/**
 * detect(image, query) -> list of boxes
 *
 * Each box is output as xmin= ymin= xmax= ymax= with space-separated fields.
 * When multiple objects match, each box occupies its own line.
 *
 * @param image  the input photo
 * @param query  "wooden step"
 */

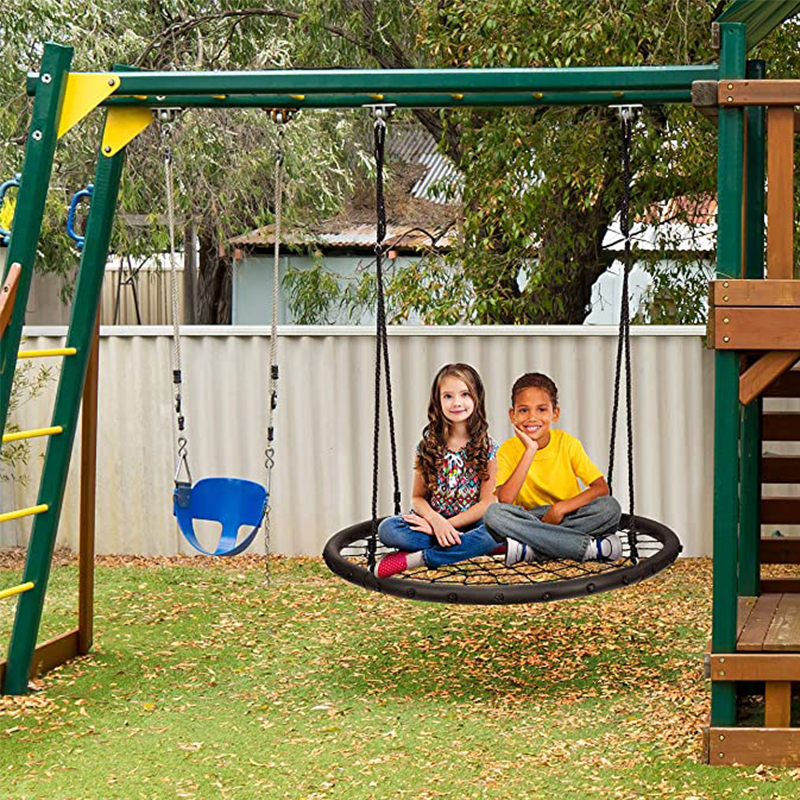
xmin=762 ymin=536 xmax=800 ymax=562
xmin=762 ymin=455 xmax=800 ymax=482
xmin=764 ymin=369 xmax=800 ymax=398
xmin=761 ymin=498 xmax=800 ymax=525
xmin=737 ymin=594 xmax=800 ymax=652
xmin=763 ymin=413 xmax=800 ymax=441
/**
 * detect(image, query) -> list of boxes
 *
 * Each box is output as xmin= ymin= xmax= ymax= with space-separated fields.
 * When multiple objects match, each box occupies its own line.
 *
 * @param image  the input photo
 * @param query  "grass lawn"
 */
xmin=0 ymin=552 xmax=798 ymax=799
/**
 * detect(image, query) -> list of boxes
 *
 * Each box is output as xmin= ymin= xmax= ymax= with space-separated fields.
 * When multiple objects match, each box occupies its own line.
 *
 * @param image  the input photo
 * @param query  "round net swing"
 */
xmin=324 ymin=107 xmax=682 ymax=605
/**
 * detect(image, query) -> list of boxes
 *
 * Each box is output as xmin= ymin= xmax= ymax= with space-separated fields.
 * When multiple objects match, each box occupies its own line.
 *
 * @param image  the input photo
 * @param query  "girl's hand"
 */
xmin=513 ymin=424 xmax=539 ymax=454
xmin=432 ymin=517 xmax=461 ymax=547
xmin=541 ymin=502 xmax=566 ymax=525
xmin=404 ymin=512 xmax=433 ymax=534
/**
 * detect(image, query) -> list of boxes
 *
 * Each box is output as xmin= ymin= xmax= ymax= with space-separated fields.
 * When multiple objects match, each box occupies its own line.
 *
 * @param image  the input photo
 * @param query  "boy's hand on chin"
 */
xmin=513 ymin=424 xmax=539 ymax=453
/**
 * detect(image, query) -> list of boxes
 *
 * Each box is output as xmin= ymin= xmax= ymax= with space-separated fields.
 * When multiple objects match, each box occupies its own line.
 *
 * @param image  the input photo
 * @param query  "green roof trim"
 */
xmin=717 ymin=0 xmax=800 ymax=50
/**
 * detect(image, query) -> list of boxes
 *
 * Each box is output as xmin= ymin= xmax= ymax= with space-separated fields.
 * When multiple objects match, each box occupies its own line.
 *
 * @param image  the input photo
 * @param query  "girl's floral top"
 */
xmin=417 ymin=437 xmax=498 ymax=518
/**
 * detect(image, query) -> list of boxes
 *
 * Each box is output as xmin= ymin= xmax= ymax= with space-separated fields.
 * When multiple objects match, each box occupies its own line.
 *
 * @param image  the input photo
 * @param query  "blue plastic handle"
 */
xmin=66 ymin=184 xmax=94 ymax=250
xmin=0 ymin=173 xmax=21 ymax=246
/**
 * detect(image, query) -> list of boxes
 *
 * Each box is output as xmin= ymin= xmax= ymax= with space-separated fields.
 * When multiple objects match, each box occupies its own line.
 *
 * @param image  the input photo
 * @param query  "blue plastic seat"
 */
xmin=173 ymin=477 xmax=267 ymax=557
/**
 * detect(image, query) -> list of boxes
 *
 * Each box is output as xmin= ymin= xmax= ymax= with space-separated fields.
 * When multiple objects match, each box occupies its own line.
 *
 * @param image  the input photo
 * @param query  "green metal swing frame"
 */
xmin=0 ymin=4 xmax=795 ymax=735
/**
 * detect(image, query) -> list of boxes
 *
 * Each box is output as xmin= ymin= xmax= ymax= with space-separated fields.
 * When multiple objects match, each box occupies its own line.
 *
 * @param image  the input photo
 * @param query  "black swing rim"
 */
xmin=323 ymin=513 xmax=682 ymax=606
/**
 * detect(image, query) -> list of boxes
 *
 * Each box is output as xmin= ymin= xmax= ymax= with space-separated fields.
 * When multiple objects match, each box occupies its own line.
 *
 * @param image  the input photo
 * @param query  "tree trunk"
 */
xmin=196 ymin=229 xmax=232 ymax=324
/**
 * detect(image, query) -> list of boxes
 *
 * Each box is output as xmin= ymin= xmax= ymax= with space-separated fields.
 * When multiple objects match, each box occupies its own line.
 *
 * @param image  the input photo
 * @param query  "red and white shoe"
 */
xmin=372 ymin=552 xmax=410 ymax=578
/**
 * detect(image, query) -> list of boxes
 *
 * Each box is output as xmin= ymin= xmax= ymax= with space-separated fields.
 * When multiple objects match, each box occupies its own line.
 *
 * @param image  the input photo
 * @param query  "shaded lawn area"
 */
xmin=0 ymin=553 xmax=798 ymax=799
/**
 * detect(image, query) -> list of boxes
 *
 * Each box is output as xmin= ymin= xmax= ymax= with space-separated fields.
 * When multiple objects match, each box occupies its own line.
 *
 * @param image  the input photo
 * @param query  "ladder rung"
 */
xmin=3 ymin=425 xmax=63 ymax=444
xmin=0 ymin=581 xmax=34 ymax=601
xmin=17 ymin=348 xmax=77 ymax=359
xmin=0 ymin=504 xmax=48 ymax=523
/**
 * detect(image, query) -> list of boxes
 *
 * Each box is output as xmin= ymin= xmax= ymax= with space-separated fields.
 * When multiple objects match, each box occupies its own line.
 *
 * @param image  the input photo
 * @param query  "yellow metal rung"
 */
xmin=0 ymin=504 xmax=48 ymax=523
xmin=17 ymin=347 xmax=77 ymax=359
xmin=3 ymin=426 xmax=63 ymax=444
xmin=0 ymin=581 xmax=34 ymax=601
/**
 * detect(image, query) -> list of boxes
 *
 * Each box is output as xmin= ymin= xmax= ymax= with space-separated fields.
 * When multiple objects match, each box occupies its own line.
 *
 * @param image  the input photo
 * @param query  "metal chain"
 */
xmin=607 ymin=108 xmax=638 ymax=562
xmin=159 ymin=112 xmax=191 ymax=485
xmin=263 ymin=111 xmax=287 ymax=585
xmin=369 ymin=107 xmax=402 ymax=570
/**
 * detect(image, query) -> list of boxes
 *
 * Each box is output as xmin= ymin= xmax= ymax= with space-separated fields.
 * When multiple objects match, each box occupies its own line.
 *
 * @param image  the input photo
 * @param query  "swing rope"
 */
xmin=368 ymin=108 xmax=402 ymax=570
xmin=607 ymin=108 xmax=638 ymax=562
xmin=263 ymin=110 xmax=287 ymax=582
xmin=160 ymin=111 xmax=191 ymax=487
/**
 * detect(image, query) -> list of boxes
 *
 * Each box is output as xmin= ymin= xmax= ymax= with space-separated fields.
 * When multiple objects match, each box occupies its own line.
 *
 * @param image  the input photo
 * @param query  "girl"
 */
xmin=373 ymin=363 xmax=500 ymax=578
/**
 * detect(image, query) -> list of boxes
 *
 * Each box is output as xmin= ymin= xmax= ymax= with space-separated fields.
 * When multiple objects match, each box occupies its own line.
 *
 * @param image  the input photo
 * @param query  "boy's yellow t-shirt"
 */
xmin=496 ymin=429 xmax=603 ymax=509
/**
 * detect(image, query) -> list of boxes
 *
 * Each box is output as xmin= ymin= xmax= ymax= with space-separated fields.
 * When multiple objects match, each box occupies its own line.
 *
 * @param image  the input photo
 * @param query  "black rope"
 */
xmin=369 ymin=113 xmax=402 ymax=569
xmin=607 ymin=110 xmax=638 ymax=562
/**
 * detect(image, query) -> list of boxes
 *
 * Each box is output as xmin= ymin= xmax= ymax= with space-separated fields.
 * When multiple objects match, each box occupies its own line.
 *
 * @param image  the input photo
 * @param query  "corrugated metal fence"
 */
xmin=0 ymin=326 xmax=714 ymax=557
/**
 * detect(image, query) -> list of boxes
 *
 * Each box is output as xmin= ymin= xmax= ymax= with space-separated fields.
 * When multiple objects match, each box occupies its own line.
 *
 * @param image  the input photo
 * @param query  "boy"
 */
xmin=484 ymin=373 xmax=622 ymax=565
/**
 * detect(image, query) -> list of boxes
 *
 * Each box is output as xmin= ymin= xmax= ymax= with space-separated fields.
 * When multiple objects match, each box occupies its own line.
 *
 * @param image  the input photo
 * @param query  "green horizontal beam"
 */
xmin=28 ymin=64 xmax=718 ymax=98
xmin=100 ymin=89 xmax=692 ymax=110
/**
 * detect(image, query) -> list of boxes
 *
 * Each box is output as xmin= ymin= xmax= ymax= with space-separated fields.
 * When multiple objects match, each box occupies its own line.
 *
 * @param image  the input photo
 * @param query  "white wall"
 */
xmin=0 ymin=325 xmax=713 ymax=557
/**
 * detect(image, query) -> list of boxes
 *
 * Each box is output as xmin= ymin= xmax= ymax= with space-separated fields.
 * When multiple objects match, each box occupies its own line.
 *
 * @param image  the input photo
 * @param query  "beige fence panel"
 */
xmin=0 ymin=326 xmax=713 ymax=557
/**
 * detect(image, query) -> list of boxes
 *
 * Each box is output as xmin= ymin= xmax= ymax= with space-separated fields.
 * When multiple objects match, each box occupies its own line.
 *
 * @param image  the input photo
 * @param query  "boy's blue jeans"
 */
xmin=484 ymin=496 xmax=622 ymax=561
xmin=378 ymin=514 xmax=498 ymax=569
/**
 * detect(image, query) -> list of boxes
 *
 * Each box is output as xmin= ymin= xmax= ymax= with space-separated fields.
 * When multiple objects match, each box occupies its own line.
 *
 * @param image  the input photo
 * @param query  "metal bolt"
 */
xmin=108 ymin=78 xmax=116 ymax=86
xmin=723 ymin=336 xmax=730 ymax=343
xmin=727 ymin=83 xmax=734 ymax=90
xmin=727 ymin=96 xmax=734 ymax=103
xmin=719 ymin=734 xmax=725 ymax=740
xmin=723 ymin=281 xmax=729 ymax=288
xmin=723 ymin=317 xmax=730 ymax=324
xmin=719 ymin=657 xmax=725 ymax=663
xmin=719 ymin=670 xmax=726 ymax=677
xmin=32 ymin=130 xmax=42 ymax=141
xmin=723 ymin=295 xmax=729 ymax=302
xmin=41 ymin=73 xmax=52 ymax=84
xmin=103 ymin=145 xmax=112 ymax=154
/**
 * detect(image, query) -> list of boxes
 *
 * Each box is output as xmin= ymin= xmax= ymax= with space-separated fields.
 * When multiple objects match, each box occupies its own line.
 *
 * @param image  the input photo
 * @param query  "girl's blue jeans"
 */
xmin=378 ymin=514 xmax=498 ymax=569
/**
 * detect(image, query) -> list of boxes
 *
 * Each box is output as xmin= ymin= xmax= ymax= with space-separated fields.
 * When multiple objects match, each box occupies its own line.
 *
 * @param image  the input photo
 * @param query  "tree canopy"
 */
xmin=2 ymin=1 xmax=800 ymax=324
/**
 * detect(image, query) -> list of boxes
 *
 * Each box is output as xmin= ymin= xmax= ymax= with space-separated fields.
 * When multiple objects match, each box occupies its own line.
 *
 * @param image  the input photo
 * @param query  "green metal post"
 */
xmin=0 ymin=44 xmax=73 ymax=440
xmin=738 ymin=59 xmax=766 ymax=599
xmin=3 ymin=121 xmax=125 ymax=694
xmin=711 ymin=22 xmax=746 ymax=728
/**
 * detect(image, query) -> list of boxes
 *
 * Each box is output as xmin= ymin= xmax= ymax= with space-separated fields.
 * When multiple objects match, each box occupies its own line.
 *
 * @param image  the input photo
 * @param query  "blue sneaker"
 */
xmin=594 ymin=533 xmax=623 ymax=562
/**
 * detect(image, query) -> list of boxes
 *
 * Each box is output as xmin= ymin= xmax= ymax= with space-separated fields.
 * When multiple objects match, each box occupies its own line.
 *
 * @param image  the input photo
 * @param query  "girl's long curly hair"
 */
xmin=416 ymin=363 xmax=491 ymax=493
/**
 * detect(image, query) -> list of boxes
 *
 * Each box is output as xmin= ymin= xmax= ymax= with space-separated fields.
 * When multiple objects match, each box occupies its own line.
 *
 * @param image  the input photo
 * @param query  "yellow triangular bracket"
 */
xmin=101 ymin=107 xmax=154 ymax=157
xmin=57 ymin=73 xmax=121 ymax=139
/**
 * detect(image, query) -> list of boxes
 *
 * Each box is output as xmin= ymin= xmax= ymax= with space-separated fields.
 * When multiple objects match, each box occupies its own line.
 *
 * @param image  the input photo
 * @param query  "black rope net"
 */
xmin=324 ymin=515 xmax=681 ymax=605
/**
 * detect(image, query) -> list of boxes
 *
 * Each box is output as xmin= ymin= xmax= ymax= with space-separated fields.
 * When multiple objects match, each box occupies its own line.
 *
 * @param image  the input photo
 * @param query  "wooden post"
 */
xmin=77 ymin=304 xmax=100 ymax=653
xmin=767 ymin=107 xmax=795 ymax=280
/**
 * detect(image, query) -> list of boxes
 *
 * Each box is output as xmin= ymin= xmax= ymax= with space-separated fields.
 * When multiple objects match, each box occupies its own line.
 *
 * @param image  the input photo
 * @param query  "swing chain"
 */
xmin=158 ymin=111 xmax=190 ymax=487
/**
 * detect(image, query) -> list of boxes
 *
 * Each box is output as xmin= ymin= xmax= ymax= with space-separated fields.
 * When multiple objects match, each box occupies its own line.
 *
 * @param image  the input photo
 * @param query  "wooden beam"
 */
xmin=766 ymin=682 xmax=793 ymax=728
xmin=711 ymin=279 xmax=800 ymax=306
xmin=761 ymin=535 xmax=800 ymax=565
xmin=0 ymin=628 xmax=79 ymax=688
xmin=0 ymin=263 xmax=22 ymax=339
xmin=762 ymin=577 xmax=800 ymax=593
xmin=713 ymin=308 xmax=800 ymax=350
xmin=740 ymin=352 xmax=800 ymax=405
xmin=709 ymin=728 xmax=800 ymax=766
xmin=710 ymin=653 xmax=800 ymax=681
xmin=738 ymin=594 xmax=781 ymax=651
xmin=767 ymin=107 xmax=795 ymax=279
xmin=764 ymin=369 xmax=800 ymax=397
xmin=720 ymin=80 xmax=800 ymax=106
xmin=762 ymin=455 xmax=800 ymax=483
xmin=762 ymin=499 xmax=800 ymax=525
xmin=763 ymin=412 xmax=800 ymax=440
xmin=78 ymin=312 xmax=99 ymax=655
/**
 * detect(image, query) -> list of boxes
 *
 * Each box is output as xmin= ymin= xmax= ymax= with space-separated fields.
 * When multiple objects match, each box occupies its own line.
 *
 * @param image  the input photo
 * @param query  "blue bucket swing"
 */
xmin=162 ymin=107 xmax=283 ymax=557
